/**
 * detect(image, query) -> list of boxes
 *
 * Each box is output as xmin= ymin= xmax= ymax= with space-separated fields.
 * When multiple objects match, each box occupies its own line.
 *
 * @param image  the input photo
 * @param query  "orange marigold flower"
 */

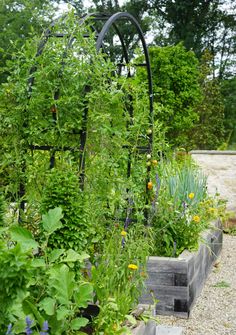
xmin=188 ymin=192 xmax=195 ymax=200
xmin=147 ymin=181 xmax=153 ymax=190
xmin=193 ymin=215 xmax=200 ymax=223
xmin=128 ymin=264 xmax=138 ymax=270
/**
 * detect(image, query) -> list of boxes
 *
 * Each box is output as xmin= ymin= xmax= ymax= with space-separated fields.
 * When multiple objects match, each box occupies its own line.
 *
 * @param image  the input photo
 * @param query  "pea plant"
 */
xmin=0 ymin=11 xmax=154 ymax=230
xmin=0 ymin=10 xmax=157 ymax=334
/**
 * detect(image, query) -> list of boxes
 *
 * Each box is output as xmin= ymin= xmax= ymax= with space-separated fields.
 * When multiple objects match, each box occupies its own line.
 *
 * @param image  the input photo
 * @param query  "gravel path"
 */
xmin=191 ymin=152 xmax=236 ymax=213
xmin=157 ymin=233 xmax=236 ymax=335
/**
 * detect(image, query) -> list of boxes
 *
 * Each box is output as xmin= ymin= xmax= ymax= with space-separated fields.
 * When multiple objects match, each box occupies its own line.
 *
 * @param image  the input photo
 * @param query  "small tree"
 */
xmin=142 ymin=43 xmax=202 ymax=148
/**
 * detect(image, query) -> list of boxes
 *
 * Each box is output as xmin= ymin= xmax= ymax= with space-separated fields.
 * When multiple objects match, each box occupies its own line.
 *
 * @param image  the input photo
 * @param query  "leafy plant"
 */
xmin=0 ymin=207 xmax=93 ymax=335
xmin=150 ymin=157 xmax=222 ymax=256
xmin=189 ymin=50 xmax=225 ymax=150
xmin=40 ymin=168 xmax=91 ymax=252
xmin=137 ymin=43 xmax=202 ymax=148
xmin=91 ymin=224 xmax=151 ymax=334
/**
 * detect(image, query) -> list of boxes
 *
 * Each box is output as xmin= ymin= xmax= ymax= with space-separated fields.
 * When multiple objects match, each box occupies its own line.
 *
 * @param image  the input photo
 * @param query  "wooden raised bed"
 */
xmin=140 ymin=220 xmax=223 ymax=318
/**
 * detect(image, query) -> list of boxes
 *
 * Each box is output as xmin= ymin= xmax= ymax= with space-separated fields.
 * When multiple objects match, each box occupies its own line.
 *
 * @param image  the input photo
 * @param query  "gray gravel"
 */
xmin=191 ymin=152 xmax=236 ymax=213
xmin=156 ymin=234 xmax=236 ymax=335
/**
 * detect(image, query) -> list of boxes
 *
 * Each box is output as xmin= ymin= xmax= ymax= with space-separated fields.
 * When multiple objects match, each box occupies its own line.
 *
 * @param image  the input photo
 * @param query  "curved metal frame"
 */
xmin=19 ymin=12 xmax=154 ymax=223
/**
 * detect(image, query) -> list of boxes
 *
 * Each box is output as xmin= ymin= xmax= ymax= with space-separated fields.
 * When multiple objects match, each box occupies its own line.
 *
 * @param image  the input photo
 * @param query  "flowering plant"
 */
xmin=6 ymin=318 xmax=49 ymax=335
xmin=150 ymin=157 xmax=225 ymax=256
xmin=91 ymin=223 xmax=151 ymax=334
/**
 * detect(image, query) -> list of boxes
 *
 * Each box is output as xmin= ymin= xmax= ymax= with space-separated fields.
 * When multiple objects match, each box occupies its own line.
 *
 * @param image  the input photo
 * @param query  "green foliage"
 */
xmin=151 ymin=0 xmax=220 ymax=57
xmin=90 ymin=0 xmax=151 ymax=58
xmin=138 ymin=44 xmax=202 ymax=148
xmin=0 ymin=207 xmax=93 ymax=334
xmin=221 ymin=76 xmax=236 ymax=146
xmin=0 ymin=9 xmax=151 ymax=206
xmin=0 ymin=0 xmax=57 ymax=84
xmin=0 ymin=242 xmax=32 ymax=326
xmin=212 ymin=280 xmax=230 ymax=288
xmin=151 ymin=157 xmax=223 ymax=256
xmin=40 ymin=168 xmax=90 ymax=252
xmin=189 ymin=50 xmax=225 ymax=150
xmin=91 ymin=224 xmax=152 ymax=334
xmin=0 ymin=193 xmax=5 ymax=225
xmin=0 ymin=9 xmax=154 ymax=244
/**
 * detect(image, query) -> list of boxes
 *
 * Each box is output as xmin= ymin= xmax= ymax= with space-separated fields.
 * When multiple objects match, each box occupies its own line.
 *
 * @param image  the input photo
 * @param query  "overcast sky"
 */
xmin=58 ymin=0 xmax=126 ymax=12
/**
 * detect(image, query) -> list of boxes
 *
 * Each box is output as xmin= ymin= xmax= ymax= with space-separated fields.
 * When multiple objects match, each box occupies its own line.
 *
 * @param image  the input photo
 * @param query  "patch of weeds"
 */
xmin=224 ymin=227 xmax=236 ymax=236
xmin=212 ymin=280 xmax=230 ymax=288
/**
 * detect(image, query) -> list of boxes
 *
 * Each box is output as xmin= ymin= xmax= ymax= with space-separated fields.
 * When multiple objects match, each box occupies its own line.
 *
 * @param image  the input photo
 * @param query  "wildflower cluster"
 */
xmin=150 ymin=159 xmax=224 ymax=257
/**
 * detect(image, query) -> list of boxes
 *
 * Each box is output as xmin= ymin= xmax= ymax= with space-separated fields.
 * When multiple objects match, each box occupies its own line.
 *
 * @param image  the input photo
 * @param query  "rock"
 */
xmin=156 ymin=325 xmax=184 ymax=335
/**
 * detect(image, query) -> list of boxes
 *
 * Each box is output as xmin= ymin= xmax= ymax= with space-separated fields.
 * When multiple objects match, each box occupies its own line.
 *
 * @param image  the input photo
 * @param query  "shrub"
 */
xmin=137 ymin=43 xmax=202 ymax=148
xmin=40 ymin=168 xmax=90 ymax=252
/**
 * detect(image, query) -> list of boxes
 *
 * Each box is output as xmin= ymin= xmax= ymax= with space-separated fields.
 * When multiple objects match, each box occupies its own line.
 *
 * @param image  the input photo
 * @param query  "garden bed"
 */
xmin=140 ymin=219 xmax=223 ymax=318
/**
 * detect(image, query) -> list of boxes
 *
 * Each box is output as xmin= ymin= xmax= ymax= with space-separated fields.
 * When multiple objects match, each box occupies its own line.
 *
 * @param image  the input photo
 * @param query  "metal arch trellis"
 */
xmin=19 ymin=11 xmax=154 ymax=224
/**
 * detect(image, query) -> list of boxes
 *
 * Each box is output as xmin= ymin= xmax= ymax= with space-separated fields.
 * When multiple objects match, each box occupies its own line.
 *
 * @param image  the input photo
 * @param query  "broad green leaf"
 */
xmin=74 ymin=283 xmax=93 ymax=308
xmin=42 ymin=207 xmax=63 ymax=234
xmin=39 ymin=297 xmax=56 ymax=316
xmin=22 ymin=300 xmax=44 ymax=327
xmin=48 ymin=264 xmax=75 ymax=305
xmin=10 ymin=225 xmax=33 ymax=240
xmin=70 ymin=317 xmax=89 ymax=330
xmin=62 ymin=249 xmax=90 ymax=263
xmin=12 ymin=319 xmax=28 ymax=334
xmin=56 ymin=306 xmax=69 ymax=321
xmin=10 ymin=225 xmax=38 ymax=250
xmin=48 ymin=249 xmax=65 ymax=263
xmin=31 ymin=258 xmax=46 ymax=267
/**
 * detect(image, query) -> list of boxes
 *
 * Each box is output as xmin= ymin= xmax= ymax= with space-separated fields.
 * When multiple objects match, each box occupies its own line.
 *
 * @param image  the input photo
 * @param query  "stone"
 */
xmin=156 ymin=325 xmax=184 ymax=335
xmin=131 ymin=321 xmax=156 ymax=335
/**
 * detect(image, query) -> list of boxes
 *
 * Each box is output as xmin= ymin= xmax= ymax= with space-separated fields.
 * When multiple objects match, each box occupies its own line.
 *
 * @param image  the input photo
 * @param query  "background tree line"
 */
xmin=1 ymin=0 xmax=236 ymax=148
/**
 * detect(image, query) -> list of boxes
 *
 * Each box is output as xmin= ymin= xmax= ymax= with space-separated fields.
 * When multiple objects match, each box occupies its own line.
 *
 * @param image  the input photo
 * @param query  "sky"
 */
xmin=58 ymin=0 xmax=126 ymax=13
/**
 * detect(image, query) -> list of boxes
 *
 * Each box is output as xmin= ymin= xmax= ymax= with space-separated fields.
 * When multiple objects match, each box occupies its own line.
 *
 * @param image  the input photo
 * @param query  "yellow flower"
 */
xmin=112 ymin=324 xmax=118 ymax=331
xmin=188 ymin=192 xmax=195 ymax=200
xmin=128 ymin=264 xmax=138 ymax=270
xmin=208 ymin=207 xmax=216 ymax=213
xmin=193 ymin=215 xmax=200 ymax=223
xmin=121 ymin=230 xmax=127 ymax=237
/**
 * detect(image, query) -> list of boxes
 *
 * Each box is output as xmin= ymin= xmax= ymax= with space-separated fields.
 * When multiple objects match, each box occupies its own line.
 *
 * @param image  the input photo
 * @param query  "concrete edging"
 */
xmin=131 ymin=321 xmax=184 ymax=335
xmin=190 ymin=150 xmax=236 ymax=155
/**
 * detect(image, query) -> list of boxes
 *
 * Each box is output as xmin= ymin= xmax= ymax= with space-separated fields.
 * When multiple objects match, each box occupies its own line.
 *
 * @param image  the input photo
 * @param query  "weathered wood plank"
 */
xmin=139 ymin=221 xmax=223 ymax=318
